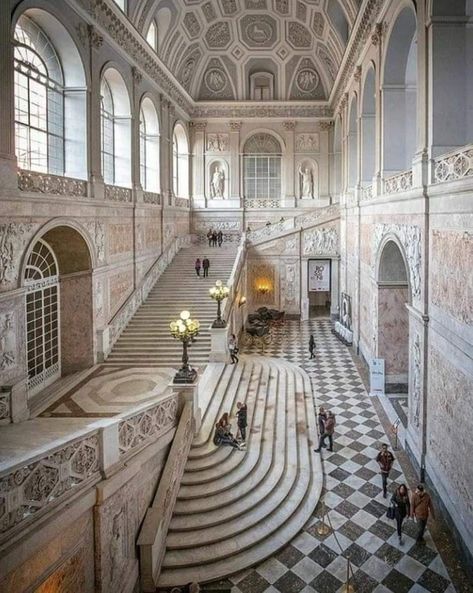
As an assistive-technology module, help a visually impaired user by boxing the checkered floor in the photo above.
[233,319,456,593]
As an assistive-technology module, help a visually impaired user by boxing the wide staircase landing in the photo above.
[105,246,237,367]
[158,355,322,587]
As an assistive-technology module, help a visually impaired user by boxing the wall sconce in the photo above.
[238,295,247,307]
[256,282,271,295]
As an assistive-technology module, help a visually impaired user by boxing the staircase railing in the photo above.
[222,233,247,335]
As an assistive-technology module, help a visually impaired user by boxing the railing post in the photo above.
[100,422,120,477]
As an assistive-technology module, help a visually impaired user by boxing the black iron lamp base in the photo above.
[173,367,198,384]
[211,318,227,329]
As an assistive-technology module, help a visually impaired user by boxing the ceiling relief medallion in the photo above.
[178,46,202,91]
[183,12,202,39]
[202,2,218,22]
[290,58,322,99]
[205,21,232,49]
[240,14,278,49]
[205,68,227,92]
[287,21,312,49]
[296,68,319,93]
[220,0,239,15]
[199,58,235,100]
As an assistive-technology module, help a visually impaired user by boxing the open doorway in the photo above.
[308,259,331,318]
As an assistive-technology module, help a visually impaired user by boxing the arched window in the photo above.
[361,67,376,185]
[173,123,189,198]
[25,239,60,395]
[243,133,282,201]
[13,14,86,178]
[146,20,157,51]
[140,97,160,192]
[100,68,132,187]
[347,97,358,188]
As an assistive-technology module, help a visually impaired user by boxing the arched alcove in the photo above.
[347,96,358,188]
[361,67,376,185]
[173,122,189,199]
[22,225,94,396]
[382,6,417,175]
[377,240,410,394]
[297,158,318,199]
[140,96,160,192]
[100,67,132,187]
[13,10,87,179]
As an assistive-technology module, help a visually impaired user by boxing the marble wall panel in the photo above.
[431,230,473,325]
[377,286,409,378]
[360,223,372,266]
[248,260,277,307]
[428,346,473,526]
[109,223,133,257]
[109,268,134,317]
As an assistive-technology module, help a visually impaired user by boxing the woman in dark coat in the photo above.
[309,334,316,359]
[391,483,411,545]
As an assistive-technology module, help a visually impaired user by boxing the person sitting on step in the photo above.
[213,413,243,450]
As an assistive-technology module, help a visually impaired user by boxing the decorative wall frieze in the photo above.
[143,191,161,205]
[373,223,422,300]
[319,121,334,131]
[193,220,240,232]
[189,121,208,132]
[411,333,422,429]
[384,170,413,194]
[75,23,103,49]
[283,121,296,131]
[84,221,105,264]
[303,227,339,255]
[244,197,281,209]
[193,104,332,119]
[0,390,10,422]
[104,184,132,203]
[0,223,34,286]
[0,313,16,371]
[295,133,320,152]
[206,133,229,152]
[18,170,88,198]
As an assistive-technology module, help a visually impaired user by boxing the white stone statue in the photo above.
[210,165,225,198]
[298,164,314,199]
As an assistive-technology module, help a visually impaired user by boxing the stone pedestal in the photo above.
[208,324,229,363]
[168,380,201,432]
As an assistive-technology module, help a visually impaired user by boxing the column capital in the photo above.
[228,121,242,131]
[283,120,296,131]
[189,121,207,131]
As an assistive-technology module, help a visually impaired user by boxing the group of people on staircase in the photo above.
[213,402,248,452]
[194,257,210,277]
[206,229,224,247]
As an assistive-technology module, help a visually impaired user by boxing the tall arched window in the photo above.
[173,123,189,198]
[140,97,160,192]
[100,68,132,187]
[146,20,157,51]
[243,133,282,200]
[13,13,86,178]
[361,67,376,185]
[347,96,358,188]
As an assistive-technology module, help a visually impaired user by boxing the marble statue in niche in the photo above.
[0,313,16,369]
[210,165,225,198]
[298,163,314,198]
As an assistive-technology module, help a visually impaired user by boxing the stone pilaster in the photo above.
[228,121,242,202]
[283,121,296,205]
[88,26,105,200]
[131,67,143,201]
[190,121,206,207]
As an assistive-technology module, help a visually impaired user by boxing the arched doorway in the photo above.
[377,240,410,420]
[23,226,94,396]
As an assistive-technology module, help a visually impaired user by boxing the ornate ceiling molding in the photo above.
[192,103,333,119]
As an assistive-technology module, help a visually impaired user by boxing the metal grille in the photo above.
[25,239,60,395]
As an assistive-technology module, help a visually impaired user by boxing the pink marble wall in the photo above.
[428,346,473,519]
[109,268,134,317]
[431,230,473,324]
[378,286,409,377]
[109,223,133,256]
[60,273,94,374]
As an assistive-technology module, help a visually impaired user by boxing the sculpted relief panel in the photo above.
[303,227,338,255]
[0,223,35,288]
[109,224,133,257]
[431,230,473,324]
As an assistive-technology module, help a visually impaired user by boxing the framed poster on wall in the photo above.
[308,260,331,292]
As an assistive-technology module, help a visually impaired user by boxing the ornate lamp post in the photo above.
[170,310,200,383]
[209,280,230,328]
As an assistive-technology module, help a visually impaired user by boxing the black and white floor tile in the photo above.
[234,320,456,593]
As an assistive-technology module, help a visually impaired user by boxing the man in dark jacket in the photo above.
[317,407,327,437]
[376,443,395,498]
[314,411,335,452]
[236,402,248,443]
[411,484,435,543]
[202,257,210,277]
[217,230,223,247]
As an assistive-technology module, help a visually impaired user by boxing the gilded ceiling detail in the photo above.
[134,0,359,101]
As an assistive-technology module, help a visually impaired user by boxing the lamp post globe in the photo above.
[209,280,230,328]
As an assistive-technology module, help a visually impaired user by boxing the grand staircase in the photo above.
[104,246,237,367]
[158,355,322,587]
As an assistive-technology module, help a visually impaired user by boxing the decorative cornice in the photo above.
[319,121,334,131]
[283,121,297,131]
[189,121,208,131]
[354,65,362,82]
[371,22,384,47]
[194,104,333,119]
[228,121,243,131]
[75,23,103,49]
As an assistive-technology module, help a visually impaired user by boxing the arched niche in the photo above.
[361,66,376,185]
[382,5,417,175]
[21,224,94,396]
[347,96,358,188]
[376,239,410,393]
[207,158,229,200]
[296,158,319,200]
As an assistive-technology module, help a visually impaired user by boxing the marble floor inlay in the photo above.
[234,319,457,593]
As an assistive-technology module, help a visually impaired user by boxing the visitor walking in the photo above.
[314,410,335,452]
[228,333,239,364]
[212,230,218,246]
[213,413,242,450]
[194,258,201,277]
[217,230,223,247]
[309,334,316,359]
[202,257,210,277]
[317,406,327,437]
[376,443,395,498]
[236,402,247,443]
[390,484,411,545]
[207,229,213,247]
[411,484,435,543]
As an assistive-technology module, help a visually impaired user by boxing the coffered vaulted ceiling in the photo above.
[131,0,362,102]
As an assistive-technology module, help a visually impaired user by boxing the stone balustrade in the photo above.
[17,169,88,197]
[383,169,413,194]
[433,144,473,184]
[143,191,161,205]
[244,197,281,209]
[174,196,190,208]
[104,183,132,203]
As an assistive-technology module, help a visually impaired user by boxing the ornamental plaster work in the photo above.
[0,313,16,372]
[84,221,105,264]
[109,224,133,257]
[295,133,319,152]
[206,133,229,152]
[199,58,234,100]
[109,269,134,317]
[249,261,276,305]
[0,223,34,288]
[193,220,240,232]
[303,227,338,255]
[428,346,473,519]
[373,224,422,300]
[280,261,299,312]
[431,230,473,324]
[410,333,422,430]
[145,221,161,249]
